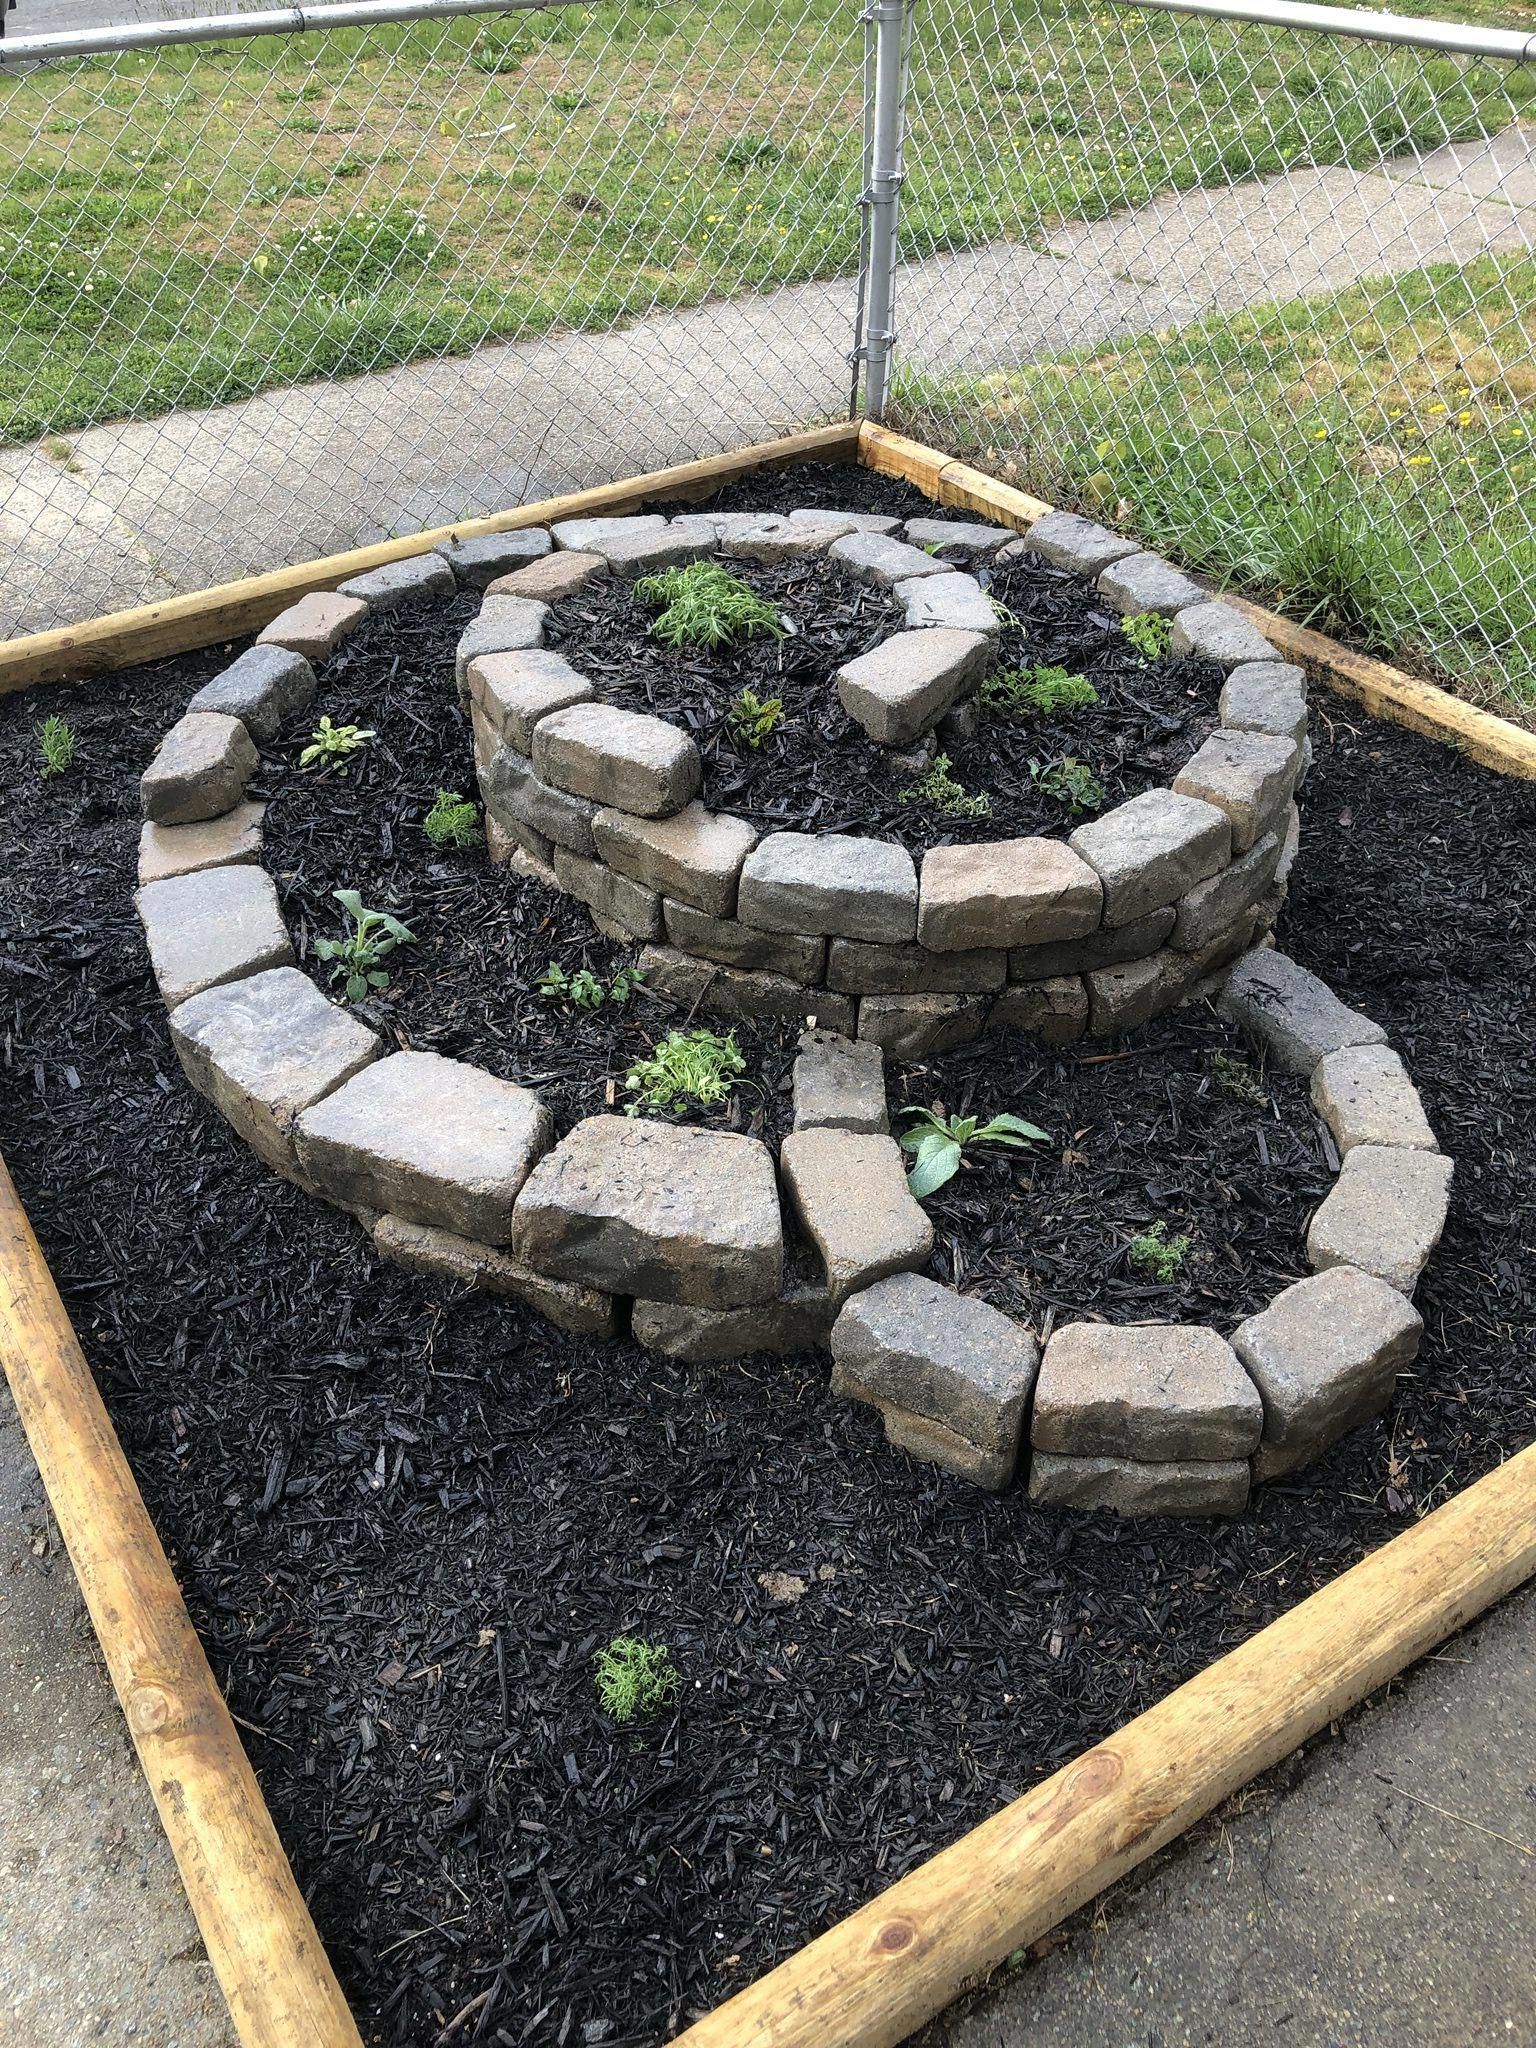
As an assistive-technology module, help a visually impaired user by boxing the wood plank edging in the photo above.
[857,421,1536,783]
[0,421,860,694]
[0,1153,362,2048]
[673,1442,1536,2048]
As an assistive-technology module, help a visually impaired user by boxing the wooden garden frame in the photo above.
[3,417,1534,2048]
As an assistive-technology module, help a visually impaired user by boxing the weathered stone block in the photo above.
[371,1213,616,1336]
[454,596,549,690]
[789,508,901,534]
[1218,949,1387,1074]
[1008,906,1177,982]
[835,628,991,745]
[637,945,854,1036]
[830,1272,1038,1485]
[187,645,317,741]
[902,517,1016,559]
[1085,950,1192,1037]
[434,528,552,588]
[512,1115,782,1307]
[829,531,952,588]
[1174,728,1299,852]
[256,590,368,660]
[718,513,858,562]
[989,976,1088,1044]
[1070,789,1231,927]
[1022,511,1140,577]
[828,937,1005,995]
[141,711,259,826]
[663,901,826,981]
[136,866,294,1009]
[1311,1044,1438,1155]
[897,571,1001,636]
[138,801,265,885]
[1096,551,1205,617]
[856,993,989,1059]
[594,518,717,576]
[1170,829,1282,951]
[631,1282,834,1364]
[1033,1322,1262,1461]
[467,648,593,752]
[486,549,608,602]
[532,702,700,818]
[792,1028,888,1134]
[878,1408,1018,1490]
[1232,1265,1423,1468]
[738,833,918,943]
[593,802,757,918]
[482,746,600,855]
[1169,600,1277,669]
[1219,662,1309,744]
[296,1050,552,1242]
[337,553,456,609]
[918,837,1102,952]
[169,965,381,1176]
[1306,1144,1453,1295]
[779,1130,933,1305]
[1029,1450,1249,1517]
[550,513,665,551]
[552,844,664,941]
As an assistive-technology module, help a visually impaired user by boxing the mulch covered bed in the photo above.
[1,459,1534,2048]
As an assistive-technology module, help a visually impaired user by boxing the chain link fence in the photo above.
[2,0,1534,705]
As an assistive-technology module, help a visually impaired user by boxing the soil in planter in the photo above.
[1,461,1534,2048]
[543,544,1222,851]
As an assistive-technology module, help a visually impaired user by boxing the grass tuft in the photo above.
[593,1636,679,1723]
[634,562,784,651]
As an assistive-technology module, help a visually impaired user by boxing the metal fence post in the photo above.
[852,0,912,420]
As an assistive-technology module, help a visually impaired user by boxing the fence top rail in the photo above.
[1122,0,1536,62]
[0,0,598,65]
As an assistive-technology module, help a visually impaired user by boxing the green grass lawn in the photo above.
[2,0,1531,447]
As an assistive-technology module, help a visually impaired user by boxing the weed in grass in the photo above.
[299,716,375,772]
[1128,1219,1193,1281]
[624,1028,744,1115]
[717,134,791,169]
[423,789,479,849]
[537,961,645,1011]
[1121,611,1174,661]
[725,687,784,748]
[36,713,75,778]
[1208,1049,1268,1106]
[898,1104,1049,1198]
[1030,756,1105,815]
[900,752,993,818]
[593,1637,679,1724]
[314,889,415,1003]
[981,663,1099,718]
[635,562,784,651]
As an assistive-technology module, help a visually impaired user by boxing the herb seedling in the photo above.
[36,713,75,778]
[537,961,645,1011]
[634,561,784,650]
[1128,1220,1193,1281]
[981,664,1099,718]
[299,715,376,772]
[313,888,415,1002]
[423,788,479,849]
[898,1104,1049,1198]
[1208,1049,1267,1106]
[594,1637,679,1723]
[726,687,784,749]
[624,1028,744,1115]
[1122,611,1174,661]
[1030,756,1105,815]
[899,752,993,818]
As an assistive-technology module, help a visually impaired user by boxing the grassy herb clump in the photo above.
[423,788,479,848]
[1128,1219,1193,1280]
[899,751,992,818]
[593,1637,679,1724]
[635,561,784,650]
[313,888,415,1002]
[624,1027,744,1115]
[36,713,75,778]
[981,663,1099,718]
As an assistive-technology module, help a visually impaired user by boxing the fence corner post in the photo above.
[852,0,913,421]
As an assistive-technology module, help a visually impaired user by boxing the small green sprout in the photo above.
[594,1636,679,1723]
[635,561,784,651]
[1128,1220,1193,1282]
[1030,756,1105,815]
[726,687,785,749]
[989,598,1026,631]
[1122,611,1174,661]
[624,1028,744,1115]
[898,1104,1049,1198]
[313,888,415,1002]
[37,713,75,778]
[1208,1050,1267,1106]
[717,133,789,169]
[900,752,993,818]
[537,961,645,1011]
[423,788,479,849]
[981,664,1099,718]
[299,715,376,772]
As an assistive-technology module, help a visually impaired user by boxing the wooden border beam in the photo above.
[0,1153,362,2048]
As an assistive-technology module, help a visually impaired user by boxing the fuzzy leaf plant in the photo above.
[314,888,416,1002]
[898,1104,1049,1197]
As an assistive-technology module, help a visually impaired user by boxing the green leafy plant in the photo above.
[299,715,376,772]
[1128,1219,1193,1281]
[593,1636,679,1723]
[537,961,645,1011]
[634,561,784,650]
[423,788,479,849]
[313,888,415,1002]
[36,713,75,778]
[1030,756,1105,814]
[1208,1049,1267,1106]
[717,133,790,169]
[981,664,1099,718]
[899,752,993,818]
[897,1104,1049,1198]
[1122,610,1174,660]
[624,1028,744,1115]
[726,687,784,749]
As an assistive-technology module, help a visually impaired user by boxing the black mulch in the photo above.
[1,460,1534,2048]
[543,484,1222,852]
